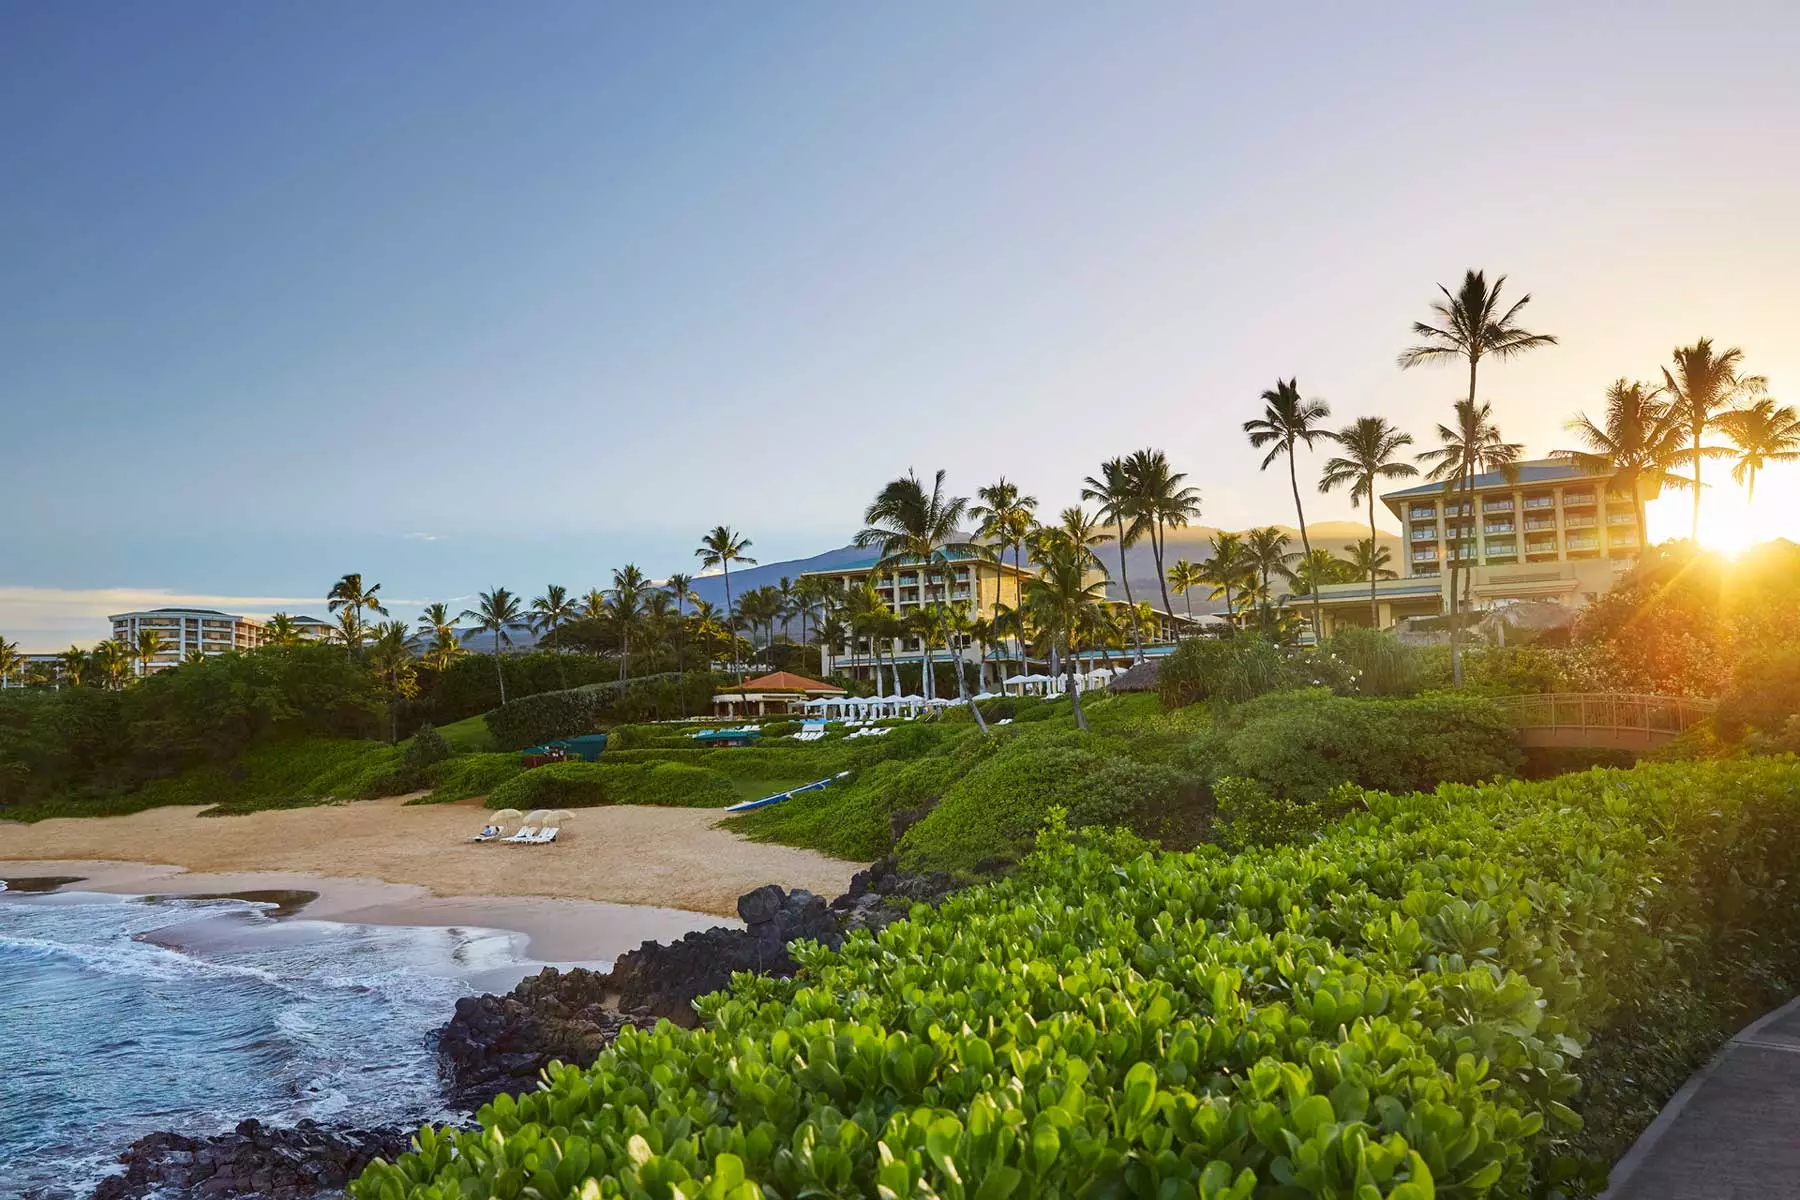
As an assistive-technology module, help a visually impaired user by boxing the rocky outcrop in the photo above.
[829,856,961,934]
[88,1120,411,1200]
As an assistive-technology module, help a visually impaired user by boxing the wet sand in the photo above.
[1,796,865,961]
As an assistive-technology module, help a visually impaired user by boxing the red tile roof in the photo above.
[737,671,846,695]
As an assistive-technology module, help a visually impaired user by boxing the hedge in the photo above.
[482,761,735,810]
[354,757,1800,1199]
[483,673,719,750]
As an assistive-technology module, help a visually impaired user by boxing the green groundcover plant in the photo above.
[354,756,1800,1200]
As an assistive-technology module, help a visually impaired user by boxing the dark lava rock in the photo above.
[830,856,961,933]
[88,1120,412,1200]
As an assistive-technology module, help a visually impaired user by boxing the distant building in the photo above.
[1309,459,1648,635]
[107,608,266,675]
[712,670,847,718]
[287,614,338,642]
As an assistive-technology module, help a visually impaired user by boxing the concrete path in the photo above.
[1604,995,1800,1198]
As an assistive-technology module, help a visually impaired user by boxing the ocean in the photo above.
[0,886,531,1198]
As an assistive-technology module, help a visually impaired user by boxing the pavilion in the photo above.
[711,671,847,718]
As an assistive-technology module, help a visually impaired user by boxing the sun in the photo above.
[1647,490,1760,555]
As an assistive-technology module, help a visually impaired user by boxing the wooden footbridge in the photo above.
[1498,693,1713,750]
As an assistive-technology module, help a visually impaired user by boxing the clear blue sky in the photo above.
[5,3,1799,648]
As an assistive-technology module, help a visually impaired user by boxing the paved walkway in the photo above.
[1604,995,1800,1198]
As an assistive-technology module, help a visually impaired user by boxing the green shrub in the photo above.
[483,761,735,810]
[409,753,523,805]
[1322,627,1423,697]
[1158,635,1298,707]
[355,758,1800,1200]
[726,754,970,861]
[1715,645,1800,742]
[1210,774,1360,851]
[401,723,451,772]
[483,674,719,750]
[1199,688,1521,804]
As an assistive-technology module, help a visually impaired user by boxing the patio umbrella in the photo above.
[490,808,523,827]
[544,809,574,826]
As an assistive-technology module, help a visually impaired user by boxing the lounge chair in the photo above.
[470,824,504,842]
[502,825,541,844]
[528,826,559,845]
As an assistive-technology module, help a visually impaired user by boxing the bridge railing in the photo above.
[1500,692,1715,737]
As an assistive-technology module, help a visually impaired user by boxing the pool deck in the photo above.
[1603,994,1800,1199]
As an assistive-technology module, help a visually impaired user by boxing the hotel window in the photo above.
[1481,498,1514,513]
[1410,528,1436,542]
[1484,520,1514,534]
[1523,494,1555,510]
[1408,504,1437,520]
[1563,490,1596,506]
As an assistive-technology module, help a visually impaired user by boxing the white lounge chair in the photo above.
[528,826,559,845]
[502,825,540,844]
[470,824,504,842]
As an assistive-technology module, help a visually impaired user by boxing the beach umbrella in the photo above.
[521,809,550,825]
[491,808,524,826]
[544,809,575,825]
[899,694,925,702]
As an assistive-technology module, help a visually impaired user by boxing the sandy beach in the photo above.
[0,796,864,961]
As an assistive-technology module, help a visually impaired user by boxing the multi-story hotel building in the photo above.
[1310,459,1648,635]
[107,608,268,675]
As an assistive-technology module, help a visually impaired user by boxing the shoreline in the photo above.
[0,794,863,931]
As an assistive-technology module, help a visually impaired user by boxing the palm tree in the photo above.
[1080,457,1149,661]
[1241,527,1295,633]
[1417,399,1523,685]
[1319,416,1418,628]
[606,565,650,681]
[1661,339,1768,538]
[326,574,388,654]
[460,588,526,704]
[640,590,675,676]
[971,477,1039,674]
[56,645,89,687]
[1123,449,1201,620]
[1165,559,1205,624]
[1199,533,1250,626]
[695,526,757,688]
[530,585,578,654]
[1717,396,1800,506]
[1245,380,1332,640]
[262,613,304,647]
[93,639,130,690]
[368,620,419,743]
[690,599,727,666]
[855,469,986,727]
[414,603,465,672]
[1551,380,1688,551]
[0,638,22,689]
[1287,548,1362,595]
[1398,267,1558,405]
[131,629,165,680]
[664,573,697,674]
[1023,540,1108,732]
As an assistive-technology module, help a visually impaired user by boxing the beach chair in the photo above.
[529,826,560,845]
[470,824,504,842]
[502,824,541,844]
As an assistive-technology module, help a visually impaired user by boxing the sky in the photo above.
[5,3,1800,650]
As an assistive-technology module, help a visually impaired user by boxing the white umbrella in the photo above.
[544,809,575,825]
[490,808,523,826]
[899,694,925,702]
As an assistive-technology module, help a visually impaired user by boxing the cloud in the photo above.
[405,532,445,542]
[0,587,326,651]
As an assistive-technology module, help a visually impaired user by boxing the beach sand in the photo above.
[0,796,865,961]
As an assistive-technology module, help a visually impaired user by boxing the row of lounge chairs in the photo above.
[470,808,568,845]
[845,726,894,739]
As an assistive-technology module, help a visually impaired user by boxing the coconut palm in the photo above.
[130,629,165,679]
[1245,380,1332,640]
[970,477,1039,673]
[1123,449,1201,619]
[854,470,985,721]
[1398,268,1558,402]
[1345,538,1397,585]
[1040,506,1110,572]
[664,573,697,673]
[1551,380,1688,551]
[1287,548,1363,595]
[1241,527,1296,634]
[368,620,419,743]
[93,639,131,690]
[695,526,757,688]
[1199,533,1251,626]
[0,638,22,689]
[735,585,783,656]
[530,585,577,653]
[1080,458,1150,661]
[690,599,727,666]
[460,588,526,704]
[1717,396,1800,505]
[416,603,466,672]
[1165,559,1205,624]
[326,573,387,654]
[1661,339,1768,537]
[1319,416,1418,627]
[1417,399,1523,686]
[1023,539,1108,732]
[606,565,650,681]
[262,613,305,647]
[57,645,89,687]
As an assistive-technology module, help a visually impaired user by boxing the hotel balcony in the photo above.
[1563,490,1597,507]
[1410,548,1439,563]
[1564,515,1597,530]
[1524,516,1557,532]
[1525,539,1559,560]
[1410,528,1437,542]
[1606,511,1636,526]
[1523,495,1556,510]
[1567,535,1601,553]
[1484,521,1515,535]
[1408,505,1437,520]
[1481,499,1515,514]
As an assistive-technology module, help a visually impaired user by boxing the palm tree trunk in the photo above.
[1112,517,1145,661]
[1066,638,1087,731]
[1286,445,1322,643]
[1368,487,1380,630]
[1691,427,1703,542]
[1153,520,1176,620]
[494,629,507,705]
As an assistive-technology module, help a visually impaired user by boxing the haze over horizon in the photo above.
[6,3,1799,650]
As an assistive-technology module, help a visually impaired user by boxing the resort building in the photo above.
[287,614,338,641]
[1308,459,1649,635]
[107,608,267,675]
[712,670,847,717]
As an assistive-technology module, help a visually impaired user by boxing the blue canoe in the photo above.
[723,771,852,813]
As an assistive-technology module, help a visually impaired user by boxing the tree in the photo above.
[1345,538,1397,584]
[1123,449,1201,620]
[1319,416,1417,627]
[1199,533,1250,626]
[695,526,757,688]
[326,573,388,654]
[607,565,650,681]
[530,585,577,653]
[735,585,783,657]
[664,573,696,673]
[368,620,419,743]
[56,645,89,688]
[1551,380,1688,551]
[1245,380,1332,641]
[262,613,304,647]
[855,469,987,728]
[1717,396,1800,505]
[1398,268,1558,402]
[970,477,1039,674]
[416,603,466,673]
[0,637,21,689]
[460,588,526,705]
[1080,458,1150,661]
[1417,399,1523,685]
[1023,539,1108,731]
[1661,339,1768,538]
[1287,548,1362,595]
[131,629,165,680]
[1166,559,1205,624]
[93,639,131,690]
[1241,527,1295,633]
